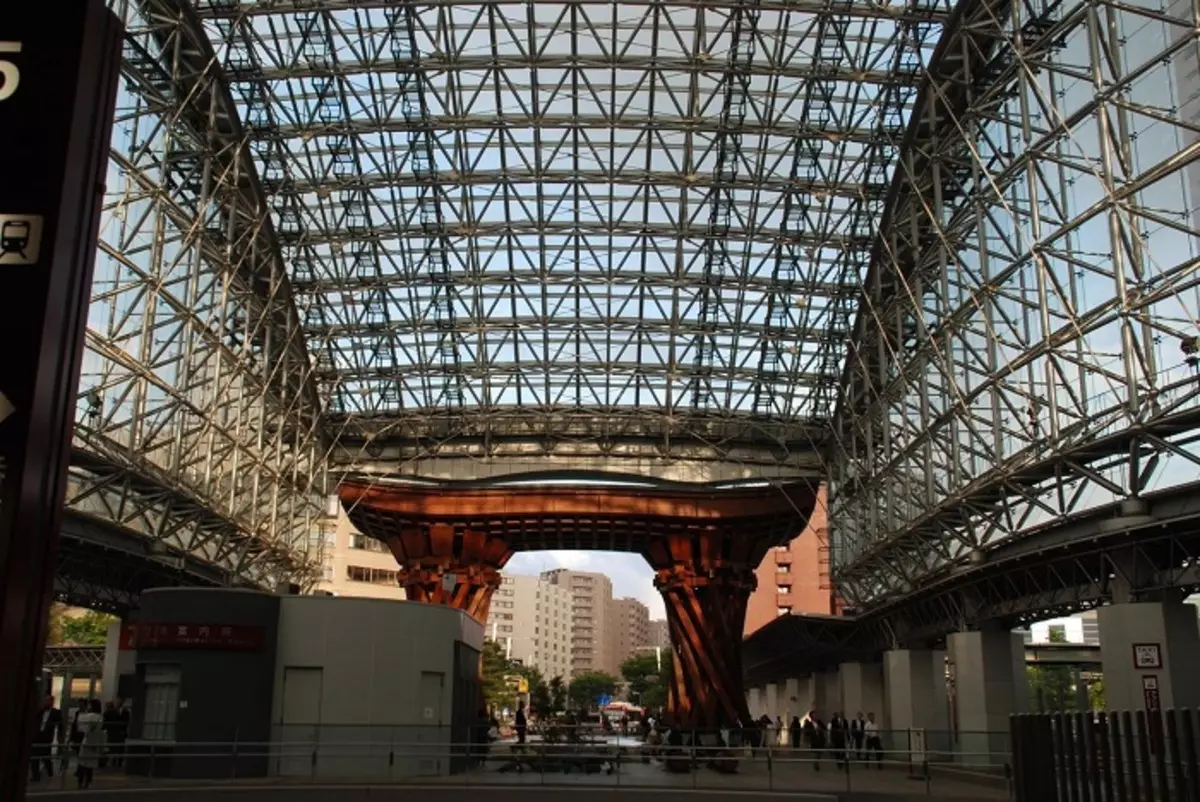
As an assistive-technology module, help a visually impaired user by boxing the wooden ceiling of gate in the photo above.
[339,481,818,553]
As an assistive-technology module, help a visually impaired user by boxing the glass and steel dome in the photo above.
[192,0,946,452]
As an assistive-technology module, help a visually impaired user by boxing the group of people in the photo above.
[31,694,131,789]
[763,710,884,769]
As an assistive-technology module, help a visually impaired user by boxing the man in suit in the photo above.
[850,711,866,760]
[30,694,63,782]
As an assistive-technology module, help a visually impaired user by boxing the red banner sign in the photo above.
[121,623,265,652]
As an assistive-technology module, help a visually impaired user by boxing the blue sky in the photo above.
[504,550,667,620]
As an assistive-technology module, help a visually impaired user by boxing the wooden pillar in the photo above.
[646,530,758,731]
[381,524,511,621]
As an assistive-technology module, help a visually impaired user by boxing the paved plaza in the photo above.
[28,753,1009,802]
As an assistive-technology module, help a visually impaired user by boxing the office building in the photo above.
[316,510,406,602]
[648,618,670,650]
[485,574,572,680]
[611,596,651,669]
[543,569,618,676]
[744,485,835,636]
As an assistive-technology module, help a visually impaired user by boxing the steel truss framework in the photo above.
[829,0,1200,607]
[744,481,1200,682]
[77,0,1200,610]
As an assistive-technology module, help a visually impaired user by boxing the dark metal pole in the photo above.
[0,4,121,800]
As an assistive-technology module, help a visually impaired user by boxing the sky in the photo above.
[504,550,667,620]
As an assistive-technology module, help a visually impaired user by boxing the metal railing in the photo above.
[25,727,1014,797]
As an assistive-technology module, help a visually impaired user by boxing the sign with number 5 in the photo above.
[0,42,20,102]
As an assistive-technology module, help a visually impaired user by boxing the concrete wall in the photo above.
[271,596,483,779]
[1099,601,1200,711]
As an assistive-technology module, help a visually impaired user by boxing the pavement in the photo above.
[27,754,1010,801]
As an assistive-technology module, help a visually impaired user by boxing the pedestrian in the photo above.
[75,699,105,789]
[515,701,527,745]
[864,712,883,769]
[851,711,866,761]
[803,711,826,771]
[789,715,802,750]
[830,712,847,768]
[30,694,63,783]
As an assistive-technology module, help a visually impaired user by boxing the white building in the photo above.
[486,574,573,680]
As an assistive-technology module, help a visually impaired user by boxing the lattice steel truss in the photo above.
[79,0,1200,608]
[185,0,947,465]
[829,0,1200,608]
[80,0,334,592]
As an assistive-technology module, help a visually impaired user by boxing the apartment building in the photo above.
[485,574,573,680]
[542,569,618,677]
[610,597,651,669]
[744,485,835,636]
[648,618,670,650]
[315,509,406,601]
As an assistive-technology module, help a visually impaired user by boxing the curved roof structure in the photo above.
[193,0,946,458]
[74,0,1200,608]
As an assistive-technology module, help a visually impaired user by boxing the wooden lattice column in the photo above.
[382,523,511,621]
[645,530,758,731]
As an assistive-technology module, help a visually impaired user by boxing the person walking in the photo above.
[829,712,847,768]
[789,715,802,750]
[30,694,63,783]
[864,712,883,769]
[74,699,105,789]
[803,711,826,771]
[515,702,527,745]
[850,712,866,761]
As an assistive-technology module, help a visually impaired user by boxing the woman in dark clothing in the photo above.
[789,716,802,749]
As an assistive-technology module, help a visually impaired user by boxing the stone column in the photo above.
[884,649,949,755]
[947,630,1027,764]
[817,669,842,715]
[840,662,885,723]
[747,686,764,717]
[1098,600,1200,711]
[765,682,780,719]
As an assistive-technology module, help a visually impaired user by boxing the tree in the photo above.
[568,671,619,710]
[619,650,672,711]
[620,653,659,700]
[60,610,116,646]
[531,682,551,716]
[549,676,567,713]
[481,640,516,712]
[45,603,67,645]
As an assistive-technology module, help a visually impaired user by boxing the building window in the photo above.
[777,564,790,574]
[142,665,181,741]
[777,607,792,616]
[349,534,388,553]
[777,585,791,594]
[347,565,398,585]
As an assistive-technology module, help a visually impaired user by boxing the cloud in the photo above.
[505,550,666,619]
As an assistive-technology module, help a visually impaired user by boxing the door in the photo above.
[278,667,323,776]
[417,672,444,775]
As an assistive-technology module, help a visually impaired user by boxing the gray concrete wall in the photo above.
[271,596,483,779]
[1099,601,1200,711]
